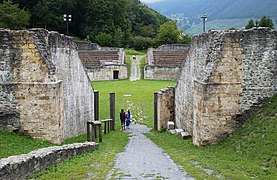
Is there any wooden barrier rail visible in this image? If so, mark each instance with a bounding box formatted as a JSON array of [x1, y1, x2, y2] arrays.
[[87, 119, 113, 142]]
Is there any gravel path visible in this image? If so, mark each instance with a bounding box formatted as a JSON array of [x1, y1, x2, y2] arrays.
[[107, 124, 193, 180]]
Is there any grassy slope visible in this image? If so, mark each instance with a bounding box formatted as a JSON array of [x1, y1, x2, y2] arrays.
[[0, 131, 55, 158], [147, 95, 277, 179]]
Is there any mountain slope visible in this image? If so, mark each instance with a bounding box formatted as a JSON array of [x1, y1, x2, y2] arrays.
[[145, 0, 277, 34]]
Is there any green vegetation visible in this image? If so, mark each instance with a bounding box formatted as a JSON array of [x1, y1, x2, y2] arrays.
[[147, 95, 277, 179], [246, 16, 275, 29], [0, 0, 30, 29], [92, 79, 176, 128], [29, 131, 129, 180], [4, 0, 170, 49], [0, 131, 54, 158]]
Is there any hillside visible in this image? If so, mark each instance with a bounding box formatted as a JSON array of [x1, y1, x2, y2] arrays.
[[144, 0, 277, 34]]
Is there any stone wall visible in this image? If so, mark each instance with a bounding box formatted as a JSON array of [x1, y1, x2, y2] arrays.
[[144, 66, 180, 80], [0, 29, 94, 143], [0, 142, 98, 180], [87, 65, 127, 81], [155, 87, 175, 131], [77, 42, 127, 80], [175, 28, 277, 146], [145, 44, 189, 80]]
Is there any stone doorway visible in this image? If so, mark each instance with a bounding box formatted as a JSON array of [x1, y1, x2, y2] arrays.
[[113, 70, 119, 80]]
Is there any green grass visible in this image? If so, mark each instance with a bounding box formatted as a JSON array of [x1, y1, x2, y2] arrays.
[[147, 95, 277, 179], [0, 131, 55, 158], [29, 130, 129, 180], [92, 79, 176, 128]]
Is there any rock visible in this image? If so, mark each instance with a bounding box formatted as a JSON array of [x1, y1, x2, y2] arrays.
[[167, 121, 175, 130], [180, 132, 192, 139]]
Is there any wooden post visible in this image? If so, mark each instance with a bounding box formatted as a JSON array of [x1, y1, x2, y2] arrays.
[[94, 90, 99, 120], [154, 92, 158, 130], [110, 93, 115, 130], [87, 122, 90, 141]]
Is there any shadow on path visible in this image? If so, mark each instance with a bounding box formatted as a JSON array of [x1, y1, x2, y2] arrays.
[[106, 124, 193, 180]]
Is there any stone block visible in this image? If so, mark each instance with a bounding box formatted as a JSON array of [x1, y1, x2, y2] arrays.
[[180, 132, 192, 139], [168, 129, 176, 134], [167, 121, 175, 130], [175, 129, 184, 135]]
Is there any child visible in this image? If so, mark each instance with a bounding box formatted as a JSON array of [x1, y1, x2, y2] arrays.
[[119, 109, 126, 130], [126, 110, 131, 129]]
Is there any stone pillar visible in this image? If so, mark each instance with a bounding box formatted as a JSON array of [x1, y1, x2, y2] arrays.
[[154, 92, 158, 130], [110, 92, 115, 130], [94, 90, 99, 120]]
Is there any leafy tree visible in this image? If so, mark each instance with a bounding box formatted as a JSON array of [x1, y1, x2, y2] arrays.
[[132, 36, 153, 50], [259, 16, 274, 28], [245, 19, 255, 29], [245, 16, 274, 29], [96, 32, 113, 47], [0, 0, 30, 29], [156, 20, 179, 46]]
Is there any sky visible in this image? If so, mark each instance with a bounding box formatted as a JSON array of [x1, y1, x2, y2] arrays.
[[140, 0, 164, 4]]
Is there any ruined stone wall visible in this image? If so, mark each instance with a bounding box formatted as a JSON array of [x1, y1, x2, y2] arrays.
[[156, 87, 175, 131], [175, 28, 277, 146], [145, 44, 189, 80], [144, 66, 180, 80], [87, 65, 128, 81], [0, 29, 94, 143], [0, 142, 98, 180], [77, 42, 127, 80]]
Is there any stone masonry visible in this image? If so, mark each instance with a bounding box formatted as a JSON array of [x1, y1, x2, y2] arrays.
[[0, 29, 95, 144], [175, 28, 277, 146], [144, 44, 189, 80], [0, 142, 98, 180], [77, 42, 127, 81], [155, 87, 175, 131]]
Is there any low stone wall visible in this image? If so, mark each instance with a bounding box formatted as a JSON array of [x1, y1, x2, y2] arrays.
[[155, 87, 175, 131], [88, 65, 128, 81], [144, 66, 180, 80], [0, 142, 98, 180]]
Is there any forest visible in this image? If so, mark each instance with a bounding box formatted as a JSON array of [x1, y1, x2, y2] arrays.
[[0, 0, 187, 49]]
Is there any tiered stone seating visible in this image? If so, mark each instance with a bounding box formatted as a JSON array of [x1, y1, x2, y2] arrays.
[[78, 50, 119, 68], [153, 50, 188, 67]]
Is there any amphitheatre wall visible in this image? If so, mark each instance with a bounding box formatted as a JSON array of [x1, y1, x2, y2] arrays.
[[77, 42, 127, 81], [144, 44, 189, 80], [0, 29, 94, 144], [175, 28, 277, 146]]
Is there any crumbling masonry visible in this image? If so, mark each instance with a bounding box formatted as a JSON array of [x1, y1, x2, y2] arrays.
[[0, 29, 95, 144], [174, 28, 277, 146]]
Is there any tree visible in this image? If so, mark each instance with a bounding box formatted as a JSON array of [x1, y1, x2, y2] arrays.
[[259, 16, 274, 29], [96, 32, 113, 47], [156, 20, 179, 46], [245, 16, 274, 29], [0, 0, 30, 29], [245, 19, 255, 29]]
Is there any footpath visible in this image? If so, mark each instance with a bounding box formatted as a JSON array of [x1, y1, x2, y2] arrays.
[[106, 123, 193, 179], [129, 56, 142, 81]]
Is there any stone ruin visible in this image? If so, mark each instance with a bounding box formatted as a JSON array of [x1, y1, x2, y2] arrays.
[[144, 44, 190, 80], [0, 29, 95, 144], [156, 28, 277, 146], [77, 42, 127, 81]]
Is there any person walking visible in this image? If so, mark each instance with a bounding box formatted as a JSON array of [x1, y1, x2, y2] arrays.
[[119, 109, 126, 130], [126, 110, 131, 129]]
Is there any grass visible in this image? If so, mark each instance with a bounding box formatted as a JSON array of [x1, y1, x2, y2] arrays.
[[29, 130, 129, 180], [146, 95, 277, 179], [0, 131, 55, 158], [92, 79, 176, 128]]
